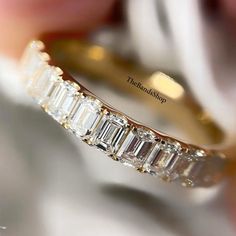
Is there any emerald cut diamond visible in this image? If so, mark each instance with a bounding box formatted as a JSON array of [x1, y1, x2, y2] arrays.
[[28, 66, 62, 105], [144, 140, 183, 181], [181, 161, 205, 187], [116, 127, 155, 168], [68, 96, 102, 138], [90, 113, 128, 154], [46, 81, 80, 123], [180, 150, 220, 187], [21, 41, 48, 81]]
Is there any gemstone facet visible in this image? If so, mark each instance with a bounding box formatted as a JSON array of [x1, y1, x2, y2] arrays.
[[90, 113, 128, 154], [68, 96, 102, 138], [180, 152, 224, 187], [144, 140, 183, 181], [46, 81, 79, 123], [21, 41, 48, 81], [116, 127, 155, 168], [28, 66, 62, 105], [189, 149, 207, 161], [181, 161, 204, 187]]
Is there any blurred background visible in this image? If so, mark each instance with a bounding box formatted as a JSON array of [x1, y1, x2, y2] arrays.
[[0, 0, 236, 235]]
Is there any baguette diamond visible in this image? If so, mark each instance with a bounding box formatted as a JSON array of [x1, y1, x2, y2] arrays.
[[181, 161, 204, 187], [180, 150, 223, 187], [28, 66, 62, 105], [21, 41, 48, 83], [46, 81, 79, 123], [90, 113, 128, 154], [68, 96, 102, 138], [116, 128, 155, 168], [144, 140, 183, 181]]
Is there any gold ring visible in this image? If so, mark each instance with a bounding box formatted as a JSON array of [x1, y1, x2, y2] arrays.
[[19, 33, 236, 188]]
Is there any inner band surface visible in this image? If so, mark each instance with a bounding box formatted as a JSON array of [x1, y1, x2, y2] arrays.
[[42, 36, 224, 146]]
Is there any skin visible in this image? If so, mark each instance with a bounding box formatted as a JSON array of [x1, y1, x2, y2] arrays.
[[0, 0, 236, 228], [0, 0, 116, 57]]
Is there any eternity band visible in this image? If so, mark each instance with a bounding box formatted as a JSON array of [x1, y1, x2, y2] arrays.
[[19, 34, 235, 188]]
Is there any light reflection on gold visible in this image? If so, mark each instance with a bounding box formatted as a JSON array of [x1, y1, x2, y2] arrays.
[[148, 72, 185, 99], [87, 46, 106, 61], [197, 112, 212, 124]]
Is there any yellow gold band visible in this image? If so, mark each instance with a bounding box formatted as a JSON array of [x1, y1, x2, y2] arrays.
[[20, 33, 236, 187]]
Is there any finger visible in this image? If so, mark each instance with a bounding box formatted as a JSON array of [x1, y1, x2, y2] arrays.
[[0, 0, 116, 57]]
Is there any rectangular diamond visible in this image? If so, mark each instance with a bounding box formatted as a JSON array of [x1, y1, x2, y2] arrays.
[[46, 81, 79, 123], [28, 66, 62, 105], [21, 41, 48, 84], [90, 113, 128, 154], [181, 152, 220, 187], [68, 96, 102, 138], [116, 128, 155, 168], [144, 141, 183, 181], [181, 161, 204, 187], [180, 155, 225, 187]]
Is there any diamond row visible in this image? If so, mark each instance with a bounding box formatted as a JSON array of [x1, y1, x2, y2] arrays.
[[20, 41, 225, 187]]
